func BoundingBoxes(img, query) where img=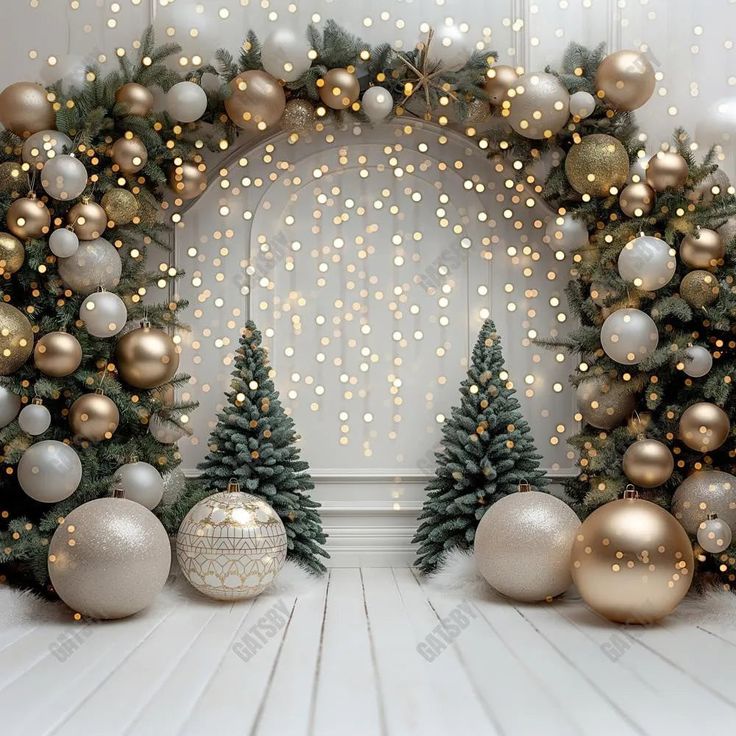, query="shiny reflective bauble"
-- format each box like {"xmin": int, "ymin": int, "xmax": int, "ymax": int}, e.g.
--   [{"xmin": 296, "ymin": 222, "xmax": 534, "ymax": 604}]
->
[
  {"xmin": 319, "ymin": 68, "xmax": 360, "ymax": 110},
  {"xmin": 595, "ymin": 50, "xmax": 656, "ymax": 111},
  {"xmin": 18, "ymin": 400, "xmax": 51, "ymax": 436},
  {"xmin": 34, "ymin": 331, "xmax": 82, "ymax": 377},
  {"xmin": 225, "ymin": 70, "xmax": 286, "ymax": 130},
  {"xmin": 544, "ymin": 213, "xmax": 589, "ymax": 253},
  {"xmin": 619, "ymin": 182, "xmax": 655, "ymax": 217},
  {"xmin": 679, "ymin": 228, "xmax": 724, "ymax": 271},
  {"xmin": 69, "ymin": 392, "xmax": 119, "ymax": 442},
  {"xmin": 484, "ymin": 65, "xmax": 518, "ymax": 106},
  {"xmin": 569, "ymin": 90, "xmax": 595, "ymax": 118},
  {"xmin": 115, "ymin": 82, "xmax": 154, "ymax": 117},
  {"xmin": 617, "ymin": 235, "xmax": 676, "ymax": 291},
  {"xmin": 101, "ymin": 188, "xmax": 138, "ymax": 226},
  {"xmin": 80, "ymin": 290, "xmax": 128, "ymax": 338},
  {"xmin": 646, "ymin": 151, "xmax": 689, "ymax": 191},
  {"xmin": 7, "ymin": 195, "xmax": 51, "ymax": 239},
  {"xmin": 0, "ymin": 82, "xmax": 56, "ymax": 137},
  {"xmin": 681, "ymin": 345, "xmax": 713, "ymax": 378},
  {"xmin": 0, "ymin": 303, "xmax": 33, "ymax": 375},
  {"xmin": 600, "ymin": 308, "xmax": 659, "ymax": 365},
  {"xmin": 575, "ymin": 377, "xmax": 636, "ymax": 430},
  {"xmin": 48, "ymin": 227, "xmax": 79, "ymax": 258},
  {"xmin": 678, "ymin": 402, "xmax": 730, "ymax": 453},
  {"xmin": 0, "ymin": 232, "xmax": 25, "ymax": 275},
  {"xmin": 0, "ymin": 385, "xmax": 21, "ymax": 428},
  {"xmin": 168, "ymin": 161, "xmax": 207, "ymax": 201},
  {"xmin": 41, "ymin": 154, "xmax": 88, "ymax": 201},
  {"xmin": 362, "ymin": 86, "xmax": 393, "ymax": 123},
  {"xmin": 260, "ymin": 28, "xmax": 313, "ymax": 82},
  {"xmin": 672, "ymin": 470, "xmax": 736, "ymax": 534},
  {"xmin": 680, "ymin": 270, "xmax": 720, "ymax": 309},
  {"xmin": 166, "ymin": 81, "xmax": 208, "ymax": 123},
  {"xmin": 622, "ymin": 438, "xmax": 674, "ymax": 488},
  {"xmin": 68, "ymin": 200, "xmax": 107, "ymax": 240},
  {"xmin": 697, "ymin": 515, "xmax": 732, "ymax": 554},
  {"xmin": 564, "ymin": 134, "xmax": 629, "ymax": 197},
  {"xmin": 18, "ymin": 439, "xmax": 82, "ymax": 503},
  {"xmin": 21, "ymin": 130, "xmax": 72, "ymax": 169},
  {"xmin": 505, "ymin": 72, "xmax": 570, "ymax": 139},
  {"xmin": 114, "ymin": 461, "xmax": 164, "ymax": 510},
  {"xmin": 111, "ymin": 135, "xmax": 148, "ymax": 175},
  {"xmin": 57, "ymin": 237, "xmax": 121, "ymax": 296},
  {"xmin": 115, "ymin": 322, "xmax": 179, "ymax": 389}
]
